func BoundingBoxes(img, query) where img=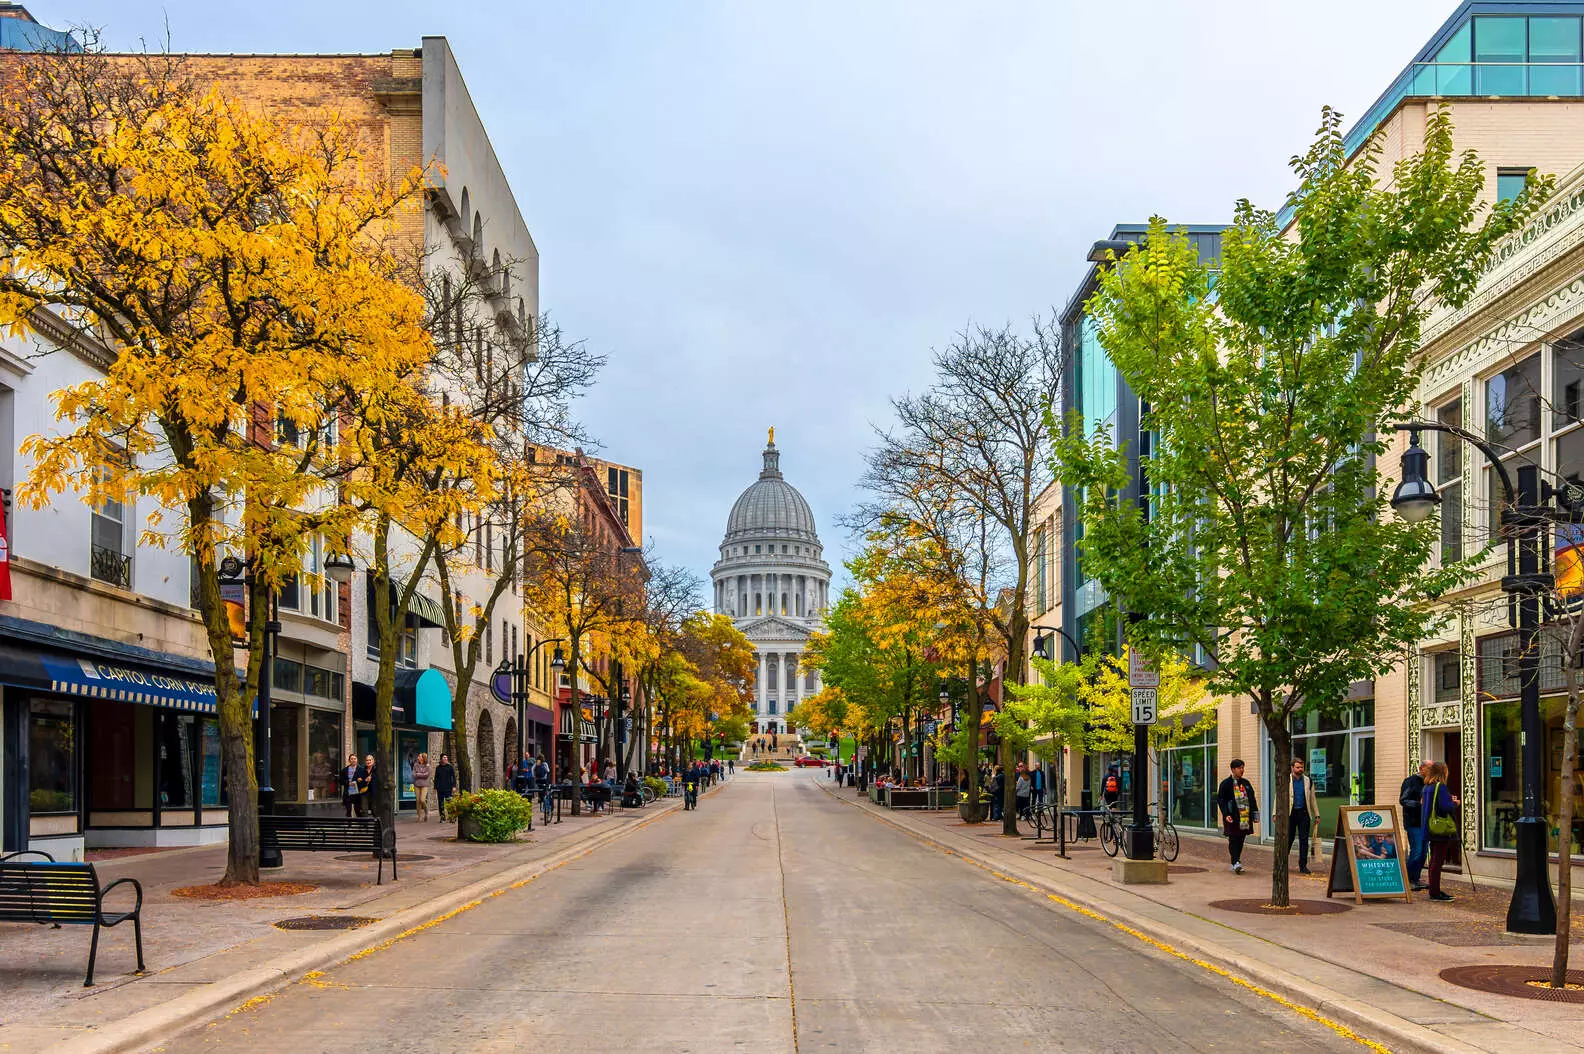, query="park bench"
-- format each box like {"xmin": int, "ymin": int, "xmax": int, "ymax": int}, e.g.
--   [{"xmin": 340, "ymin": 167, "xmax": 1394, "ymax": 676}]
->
[
  {"xmin": 259, "ymin": 814, "xmax": 396, "ymax": 884},
  {"xmin": 0, "ymin": 850, "xmax": 145, "ymax": 986}
]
